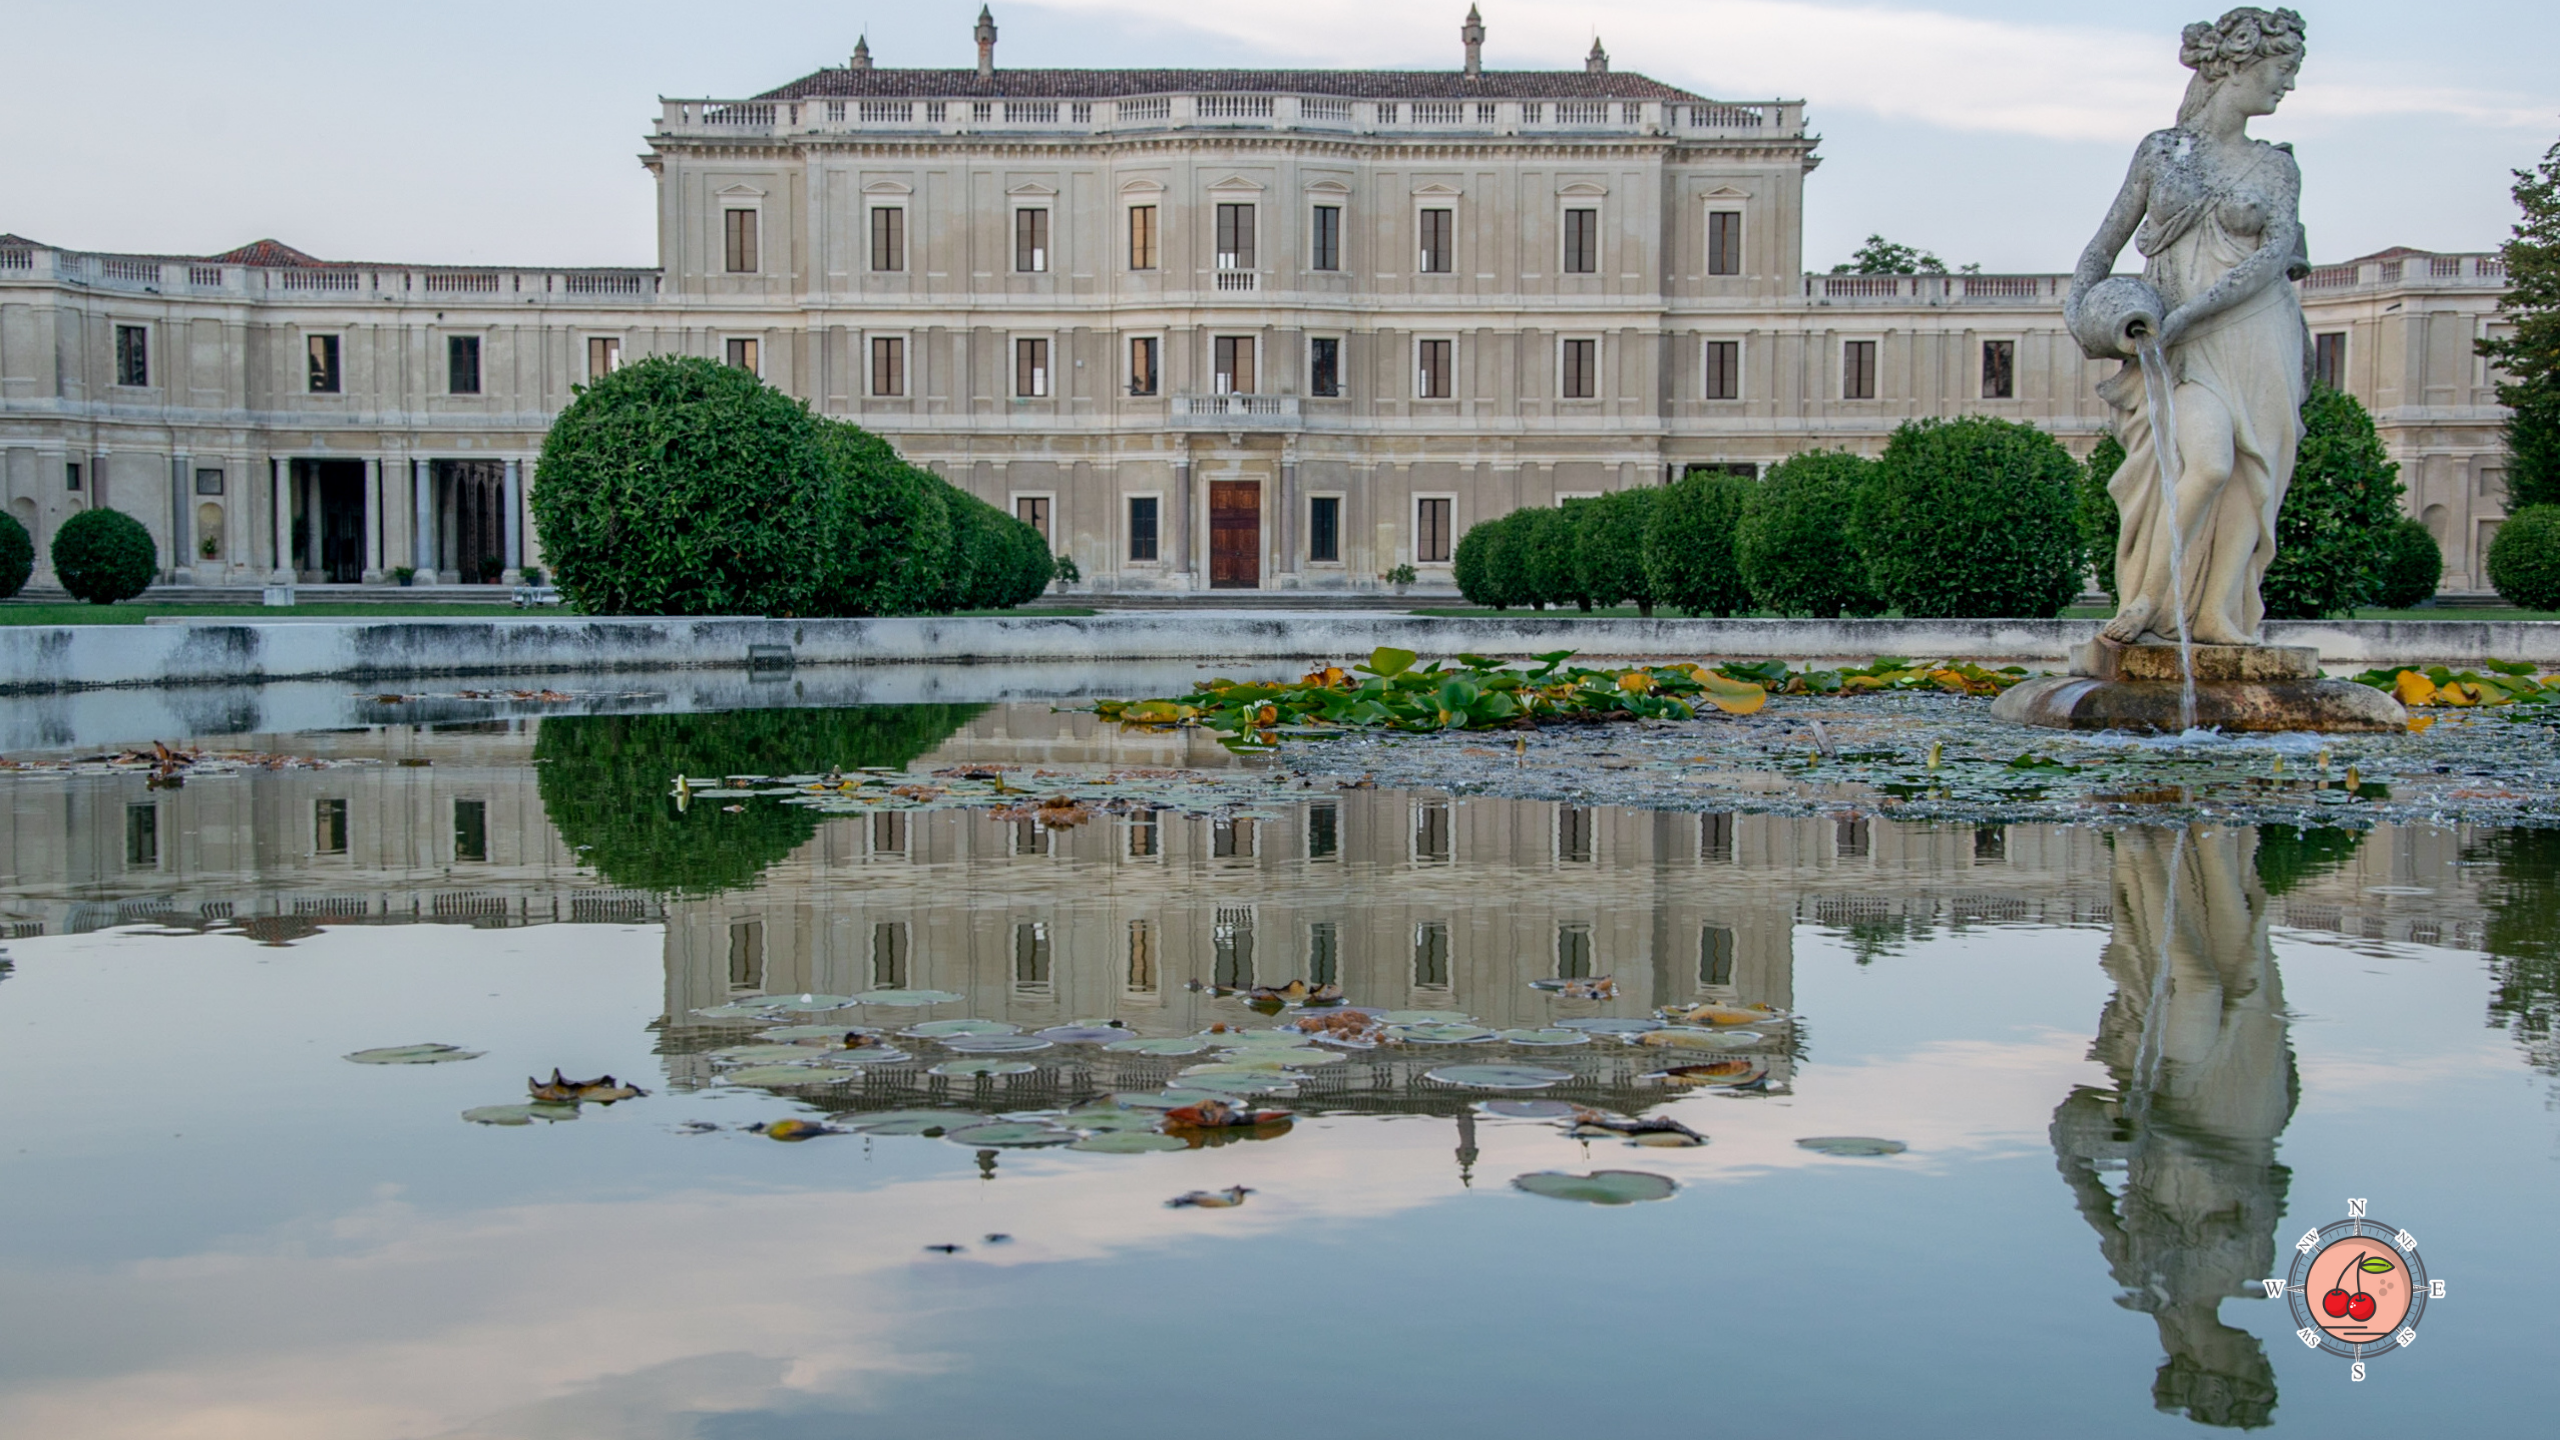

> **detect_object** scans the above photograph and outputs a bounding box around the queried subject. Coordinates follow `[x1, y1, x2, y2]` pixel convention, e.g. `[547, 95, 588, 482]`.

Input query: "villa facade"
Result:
[0, 11, 2518, 595]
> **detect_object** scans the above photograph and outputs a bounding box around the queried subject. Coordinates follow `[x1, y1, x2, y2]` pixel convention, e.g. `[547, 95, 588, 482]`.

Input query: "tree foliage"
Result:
[1852, 417, 2081, 618]
[2262, 386, 2406, 619]
[2077, 432, 2126, 599]
[51, 507, 157, 605]
[1518, 505, 1585, 611]
[0, 509, 31, 600]
[810, 419, 955, 616]
[2480, 131, 2560, 510]
[1571, 488, 1659, 614]
[1736, 450, 1882, 618]
[2373, 517, 2445, 609]
[2487, 504, 2560, 611]
[1643, 468, 1755, 617]
[1830, 234, 1950, 275]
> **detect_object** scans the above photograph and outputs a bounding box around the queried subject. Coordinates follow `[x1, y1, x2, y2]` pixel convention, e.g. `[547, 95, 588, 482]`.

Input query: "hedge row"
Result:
[531, 356, 1050, 617]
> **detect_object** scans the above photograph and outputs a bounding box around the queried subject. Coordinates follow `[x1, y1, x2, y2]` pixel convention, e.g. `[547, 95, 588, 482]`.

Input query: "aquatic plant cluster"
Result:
[2346, 660, 2560, 710]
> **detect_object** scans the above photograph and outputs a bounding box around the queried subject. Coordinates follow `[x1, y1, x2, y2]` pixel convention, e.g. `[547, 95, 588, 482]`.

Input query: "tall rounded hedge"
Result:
[2078, 432, 2127, 599]
[1519, 505, 1585, 611]
[1643, 468, 1754, 617]
[1852, 417, 2081, 619]
[1451, 516, 1498, 606]
[1480, 511, 1534, 607]
[0, 510, 31, 600]
[2488, 504, 2560, 611]
[1573, 488, 1658, 614]
[2263, 386, 2406, 620]
[51, 507, 157, 605]
[811, 420, 954, 617]
[2373, 517, 2445, 610]
[1737, 451, 1881, 618]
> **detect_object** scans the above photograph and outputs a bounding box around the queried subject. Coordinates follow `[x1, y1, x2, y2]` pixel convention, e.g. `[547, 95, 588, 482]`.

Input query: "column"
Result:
[301, 464, 320, 578]
[412, 458, 436, 584]
[170, 454, 190, 582]
[270, 458, 293, 584]
[362, 457, 385, 584]
[501, 458, 523, 583]
[1278, 448, 1299, 581]
[1173, 450, 1194, 587]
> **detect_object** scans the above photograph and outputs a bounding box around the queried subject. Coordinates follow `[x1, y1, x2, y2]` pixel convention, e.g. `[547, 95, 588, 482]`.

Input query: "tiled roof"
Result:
[0, 233, 46, 249]
[757, 67, 1709, 104]
[209, 238, 335, 268]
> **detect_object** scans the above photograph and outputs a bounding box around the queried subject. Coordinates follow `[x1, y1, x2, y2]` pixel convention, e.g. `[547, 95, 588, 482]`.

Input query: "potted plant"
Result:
[1382, 562, 1418, 595]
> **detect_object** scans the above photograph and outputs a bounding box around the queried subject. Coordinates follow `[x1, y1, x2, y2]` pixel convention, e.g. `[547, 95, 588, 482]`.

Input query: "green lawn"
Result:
[0, 602, 1100, 625]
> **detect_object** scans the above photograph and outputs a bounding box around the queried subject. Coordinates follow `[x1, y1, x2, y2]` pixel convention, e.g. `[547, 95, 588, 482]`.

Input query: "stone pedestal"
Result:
[1991, 638, 2407, 733]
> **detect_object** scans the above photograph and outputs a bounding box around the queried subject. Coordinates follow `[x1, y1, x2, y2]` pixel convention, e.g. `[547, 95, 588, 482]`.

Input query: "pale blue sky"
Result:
[5, 0, 2551, 271]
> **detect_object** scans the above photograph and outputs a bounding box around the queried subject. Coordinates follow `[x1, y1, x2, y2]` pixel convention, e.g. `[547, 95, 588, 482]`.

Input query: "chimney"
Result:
[975, 6, 998, 81]
[850, 35, 872, 71]
[1461, 5, 1484, 79]
[1585, 36, 1609, 74]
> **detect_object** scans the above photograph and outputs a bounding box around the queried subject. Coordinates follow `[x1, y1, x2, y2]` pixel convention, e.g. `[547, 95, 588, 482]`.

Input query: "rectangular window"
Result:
[1974, 824, 2006, 861]
[1311, 204, 1342, 271]
[1557, 923, 1594, 978]
[1015, 495, 1050, 543]
[1126, 920, 1157, 992]
[724, 337, 758, 374]
[1836, 815, 1870, 858]
[1417, 338, 1452, 398]
[870, 335, 905, 396]
[1015, 337, 1048, 397]
[1708, 210, 1743, 275]
[194, 468, 223, 497]
[871, 922, 908, 988]
[1419, 208, 1454, 273]
[1563, 207, 1599, 274]
[315, 798, 348, 855]
[1558, 805, 1593, 862]
[1414, 802, 1451, 861]
[447, 336, 481, 394]
[1843, 339, 1877, 400]
[1129, 335, 1159, 396]
[453, 799, 487, 862]
[2315, 331, 2347, 389]
[869, 206, 905, 271]
[1127, 808, 1160, 857]
[1309, 336, 1341, 397]
[1308, 921, 1340, 988]
[1307, 801, 1339, 858]
[115, 325, 148, 387]
[125, 804, 158, 868]
[1982, 339, 2016, 400]
[1413, 922, 1451, 988]
[1308, 496, 1341, 563]
[1700, 812, 1734, 861]
[1215, 202, 1256, 269]
[1013, 817, 1044, 856]
[1700, 924, 1736, 986]
[728, 921, 764, 991]
[586, 336, 620, 380]
[306, 334, 340, 394]
[1128, 496, 1160, 561]
[1705, 339, 1740, 400]
[1015, 208, 1049, 272]
[1415, 497, 1452, 563]
[1213, 335, 1255, 395]
[66, 462, 82, 491]
[723, 208, 759, 273]
[1212, 908, 1253, 988]
[1128, 204, 1158, 270]
[871, 810, 907, 855]
[1561, 337, 1597, 399]
[1212, 817, 1256, 859]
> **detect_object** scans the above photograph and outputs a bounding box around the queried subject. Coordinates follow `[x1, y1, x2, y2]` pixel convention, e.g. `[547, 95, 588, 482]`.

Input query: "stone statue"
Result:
[2068, 8, 2310, 648]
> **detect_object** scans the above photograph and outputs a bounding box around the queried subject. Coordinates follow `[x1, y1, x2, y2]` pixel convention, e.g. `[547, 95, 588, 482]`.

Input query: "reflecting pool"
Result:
[0, 701, 2551, 1436]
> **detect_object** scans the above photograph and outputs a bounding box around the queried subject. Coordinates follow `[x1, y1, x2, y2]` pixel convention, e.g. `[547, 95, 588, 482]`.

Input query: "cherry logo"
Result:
[2323, 1252, 2393, 1325]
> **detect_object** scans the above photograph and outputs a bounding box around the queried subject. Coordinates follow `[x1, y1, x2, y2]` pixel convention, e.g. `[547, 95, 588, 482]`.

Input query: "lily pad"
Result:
[1511, 1170, 1678, 1205]
[931, 1059, 1038, 1078]
[1377, 1009, 1476, 1025]
[849, 1110, 977, 1135]
[1180, 1072, 1299, 1096]
[462, 1102, 579, 1126]
[691, 1001, 782, 1020]
[1035, 1025, 1129, 1044]
[347, 1043, 484, 1064]
[1104, 1037, 1208, 1057]
[1197, 1029, 1315, 1049]
[1632, 1027, 1761, 1050]
[1112, 1089, 1227, 1110]
[903, 1018, 1020, 1039]
[1069, 1131, 1188, 1153]
[944, 1122, 1075, 1148]
[1179, 1059, 1307, 1078]
[818, 1046, 912, 1066]
[757, 1024, 886, 1042]
[1396, 1023, 1497, 1044]
[1552, 1017, 1663, 1035]
[941, 1035, 1053, 1054]
[1496, 1028, 1592, 1046]
[856, 988, 966, 1007]
[1425, 1063, 1575, 1090]
[756, 993, 858, 1013]
[712, 1044, 833, 1065]
[1476, 1099, 1580, 1119]
[1796, 1136, 1908, 1157]
[722, 1065, 843, 1087]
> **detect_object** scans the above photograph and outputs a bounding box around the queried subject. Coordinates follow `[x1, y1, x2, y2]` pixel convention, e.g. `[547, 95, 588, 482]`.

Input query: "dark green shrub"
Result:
[2264, 386, 2406, 619]
[810, 420, 955, 617]
[1478, 512, 1534, 608]
[1452, 513, 1494, 605]
[937, 489, 1052, 611]
[1852, 417, 2080, 619]
[2488, 504, 2560, 610]
[2254, 825, 2366, 896]
[531, 355, 830, 616]
[1643, 468, 1753, 617]
[2479, 133, 2560, 509]
[1737, 450, 1881, 618]
[1519, 505, 1585, 610]
[51, 507, 158, 605]
[2374, 517, 2445, 609]
[1572, 488, 1659, 614]
[0, 510, 31, 599]
[2077, 433, 2126, 599]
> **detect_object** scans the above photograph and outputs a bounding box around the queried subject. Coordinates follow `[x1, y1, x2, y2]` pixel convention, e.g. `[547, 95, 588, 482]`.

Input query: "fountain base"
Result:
[1991, 639, 2408, 733]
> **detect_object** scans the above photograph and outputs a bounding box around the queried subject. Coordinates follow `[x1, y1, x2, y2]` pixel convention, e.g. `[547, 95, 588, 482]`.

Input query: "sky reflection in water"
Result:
[0, 703, 2551, 1437]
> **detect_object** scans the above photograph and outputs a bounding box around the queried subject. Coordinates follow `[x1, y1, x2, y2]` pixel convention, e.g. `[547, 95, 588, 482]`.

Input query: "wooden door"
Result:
[1209, 480, 1261, 589]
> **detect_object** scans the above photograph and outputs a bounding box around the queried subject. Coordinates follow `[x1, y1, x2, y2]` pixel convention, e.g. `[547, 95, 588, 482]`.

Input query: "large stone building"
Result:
[0, 9, 2517, 595]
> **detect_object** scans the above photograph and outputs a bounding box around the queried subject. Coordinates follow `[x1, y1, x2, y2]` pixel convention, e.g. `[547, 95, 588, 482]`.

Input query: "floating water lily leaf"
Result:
[944, 1122, 1075, 1147]
[1104, 1037, 1208, 1056]
[1179, 1059, 1307, 1078]
[1664, 1003, 1783, 1028]
[712, 1044, 832, 1064]
[1697, 672, 1769, 715]
[941, 1035, 1053, 1054]
[1633, 1027, 1760, 1050]
[1552, 1017, 1663, 1035]
[850, 1110, 976, 1135]
[1477, 1099, 1580, 1119]
[1034, 1025, 1129, 1044]
[1180, 1072, 1298, 1096]
[722, 1065, 841, 1087]
[757, 1024, 884, 1042]
[1496, 1028, 1592, 1046]
[1112, 1088, 1227, 1110]
[931, 1059, 1038, 1078]
[347, 1043, 484, 1064]
[1425, 1063, 1575, 1090]
[462, 1103, 579, 1126]
[1653, 1059, 1766, 1086]
[1059, 1108, 1164, 1133]
[1197, 1029, 1316, 1049]
[755, 993, 857, 1013]
[1396, 1023, 1497, 1044]
[903, 1018, 1019, 1039]
[1377, 1009, 1475, 1025]
[1796, 1136, 1908, 1157]
[1069, 1131, 1187, 1153]
[818, 1046, 912, 1066]
[692, 1001, 783, 1020]
[1511, 1170, 1678, 1205]
[856, 989, 966, 1007]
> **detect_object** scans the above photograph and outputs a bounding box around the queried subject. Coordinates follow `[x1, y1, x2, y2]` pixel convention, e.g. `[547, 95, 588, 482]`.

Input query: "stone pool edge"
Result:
[2, 614, 2552, 695]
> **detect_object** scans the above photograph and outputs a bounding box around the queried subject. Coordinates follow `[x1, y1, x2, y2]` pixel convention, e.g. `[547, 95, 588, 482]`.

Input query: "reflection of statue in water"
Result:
[2052, 826, 2297, 1428]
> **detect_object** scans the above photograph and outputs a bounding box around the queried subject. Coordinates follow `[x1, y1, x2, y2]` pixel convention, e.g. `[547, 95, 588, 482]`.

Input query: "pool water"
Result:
[0, 701, 2550, 1437]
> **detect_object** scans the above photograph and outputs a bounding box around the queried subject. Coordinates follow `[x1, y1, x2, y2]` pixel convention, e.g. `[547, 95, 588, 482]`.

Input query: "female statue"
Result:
[2070, 8, 2310, 647]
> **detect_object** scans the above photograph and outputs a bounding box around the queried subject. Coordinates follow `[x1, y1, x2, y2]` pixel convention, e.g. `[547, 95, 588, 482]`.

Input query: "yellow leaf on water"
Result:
[1697, 673, 1767, 715]
[2394, 671, 2437, 707]
[2406, 714, 2434, 734]
[1618, 671, 1653, 694]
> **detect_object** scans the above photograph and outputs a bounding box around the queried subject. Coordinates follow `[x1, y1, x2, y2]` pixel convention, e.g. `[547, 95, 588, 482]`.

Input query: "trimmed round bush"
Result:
[2373, 517, 2444, 610]
[1475, 511, 1534, 608]
[0, 510, 32, 600]
[2077, 432, 2126, 600]
[1643, 468, 1753, 617]
[1737, 451, 1882, 618]
[51, 507, 158, 605]
[1452, 512, 1499, 606]
[935, 489, 1053, 611]
[1518, 505, 1583, 610]
[1852, 417, 2081, 619]
[2264, 386, 2406, 620]
[811, 419, 954, 617]
[1572, 488, 1658, 614]
[2488, 504, 2560, 611]
[532, 355, 831, 616]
